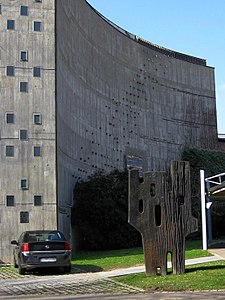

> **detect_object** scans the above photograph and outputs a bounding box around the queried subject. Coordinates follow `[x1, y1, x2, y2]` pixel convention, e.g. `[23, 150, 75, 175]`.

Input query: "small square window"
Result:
[20, 82, 28, 92]
[33, 67, 41, 77]
[6, 195, 15, 207]
[6, 66, 14, 76]
[33, 113, 42, 125]
[20, 51, 28, 61]
[20, 211, 29, 223]
[34, 195, 42, 206]
[34, 146, 41, 157]
[20, 179, 28, 190]
[20, 129, 28, 140]
[20, 6, 28, 16]
[7, 20, 15, 30]
[34, 21, 42, 32]
[6, 145, 14, 157]
[6, 113, 14, 124]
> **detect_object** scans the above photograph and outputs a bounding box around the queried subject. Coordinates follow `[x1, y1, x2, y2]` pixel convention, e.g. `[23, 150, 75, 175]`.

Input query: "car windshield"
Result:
[24, 231, 65, 242]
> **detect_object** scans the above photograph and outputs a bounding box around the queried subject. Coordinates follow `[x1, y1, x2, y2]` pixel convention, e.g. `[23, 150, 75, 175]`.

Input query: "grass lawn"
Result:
[72, 240, 211, 272]
[114, 261, 225, 291]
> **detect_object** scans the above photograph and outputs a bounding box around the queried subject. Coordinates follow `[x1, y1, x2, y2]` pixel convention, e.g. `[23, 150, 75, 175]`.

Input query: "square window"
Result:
[6, 145, 14, 157]
[20, 179, 28, 190]
[6, 113, 14, 124]
[33, 114, 42, 125]
[20, 82, 28, 92]
[33, 67, 41, 77]
[6, 195, 15, 207]
[20, 6, 28, 16]
[34, 146, 41, 157]
[20, 51, 28, 61]
[34, 195, 42, 206]
[7, 20, 15, 30]
[20, 129, 28, 140]
[6, 66, 14, 76]
[20, 211, 29, 223]
[34, 21, 42, 32]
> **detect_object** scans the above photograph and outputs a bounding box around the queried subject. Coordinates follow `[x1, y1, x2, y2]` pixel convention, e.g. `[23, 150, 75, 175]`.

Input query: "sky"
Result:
[87, 0, 225, 134]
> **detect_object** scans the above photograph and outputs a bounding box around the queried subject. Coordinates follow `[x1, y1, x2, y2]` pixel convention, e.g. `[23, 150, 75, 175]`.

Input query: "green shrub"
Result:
[71, 170, 141, 250]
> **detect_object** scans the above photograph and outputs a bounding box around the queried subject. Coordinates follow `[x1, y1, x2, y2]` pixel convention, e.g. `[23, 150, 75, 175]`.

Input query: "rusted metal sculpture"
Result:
[128, 160, 198, 276]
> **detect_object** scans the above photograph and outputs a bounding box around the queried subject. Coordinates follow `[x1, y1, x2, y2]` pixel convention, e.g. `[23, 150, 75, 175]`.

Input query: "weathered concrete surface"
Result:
[56, 0, 219, 241]
[0, 0, 57, 263]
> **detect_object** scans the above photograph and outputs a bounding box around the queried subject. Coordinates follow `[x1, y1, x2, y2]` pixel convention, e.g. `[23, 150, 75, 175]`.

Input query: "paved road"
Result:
[0, 252, 224, 300]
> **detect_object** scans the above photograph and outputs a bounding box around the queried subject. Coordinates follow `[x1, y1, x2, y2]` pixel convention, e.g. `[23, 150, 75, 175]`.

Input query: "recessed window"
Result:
[6, 145, 14, 157]
[20, 5, 28, 16]
[33, 113, 42, 125]
[34, 146, 41, 157]
[20, 179, 28, 190]
[35, 0, 42, 2]
[34, 21, 42, 32]
[6, 195, 15, 207]
[7, 20, 15, 30]
[0, 5, 2, 14]
[6, 113, 14, 124]
[6, 66, 14, 76]
[19, 129, 28, 140]
[20, 211, 29, 223]
[20, 51, 28, 61]
[33, 67, 41, 77]
[34, 195, 42, 206]
[20, 82, 28, 92]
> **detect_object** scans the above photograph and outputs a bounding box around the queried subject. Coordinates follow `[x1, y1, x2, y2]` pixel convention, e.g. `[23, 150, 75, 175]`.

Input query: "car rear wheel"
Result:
[64, 264, 71, 273]
[18, 264, 26, 275]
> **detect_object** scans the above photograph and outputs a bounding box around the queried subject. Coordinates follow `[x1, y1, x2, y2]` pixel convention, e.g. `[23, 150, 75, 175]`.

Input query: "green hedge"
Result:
[71, 170, 141, 250]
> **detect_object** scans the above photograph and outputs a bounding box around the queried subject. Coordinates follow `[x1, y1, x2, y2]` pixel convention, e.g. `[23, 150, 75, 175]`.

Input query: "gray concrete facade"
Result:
[0, 0, 56, 262]
[56, 0, 219, 241]
[0, 0, 220, 262]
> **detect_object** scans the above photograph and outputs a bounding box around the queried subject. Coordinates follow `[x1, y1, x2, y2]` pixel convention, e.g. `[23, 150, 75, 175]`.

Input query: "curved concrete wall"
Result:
[56, 0, 218, 237]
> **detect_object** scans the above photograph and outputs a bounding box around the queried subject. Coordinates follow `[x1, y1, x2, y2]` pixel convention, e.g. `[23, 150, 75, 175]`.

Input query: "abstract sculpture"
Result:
[128, 160, 198, 275]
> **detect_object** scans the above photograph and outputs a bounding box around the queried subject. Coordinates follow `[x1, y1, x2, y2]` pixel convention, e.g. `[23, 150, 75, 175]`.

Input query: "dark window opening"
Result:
[20, 82, 28, 92]
[33, 67, 41, 77]
[6, 113, 14, 124]
[6, 66, 14, 76]
[20, 129, 28, 140]
[6, 195, 14, 207]
[34, 146, 41, 157]
[20, 211, 29, 223]
[34, 21, 41, 31]
[34, 195, 42, 206]
[20, 179, 28, 190]
[7, 20, 15, 30]
[33, 114, 42, 124]
[20, 5, 28, 16]
[20, 51, 28, 61]
[6, 145, 14, 157]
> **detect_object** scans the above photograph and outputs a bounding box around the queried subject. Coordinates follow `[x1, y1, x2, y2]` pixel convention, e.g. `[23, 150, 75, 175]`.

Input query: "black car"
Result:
[11, 230, 71, 275]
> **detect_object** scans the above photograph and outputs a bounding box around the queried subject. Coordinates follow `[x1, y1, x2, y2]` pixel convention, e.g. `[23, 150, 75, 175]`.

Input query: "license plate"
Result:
[40, 258, 56, 263]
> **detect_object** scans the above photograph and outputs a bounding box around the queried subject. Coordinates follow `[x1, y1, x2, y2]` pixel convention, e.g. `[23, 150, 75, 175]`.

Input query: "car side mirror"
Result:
[11, 240, 18, 245]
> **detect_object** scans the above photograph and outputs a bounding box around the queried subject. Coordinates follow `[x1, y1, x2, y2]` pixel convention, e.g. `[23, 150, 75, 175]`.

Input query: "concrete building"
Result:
[0, 0, 221, 262]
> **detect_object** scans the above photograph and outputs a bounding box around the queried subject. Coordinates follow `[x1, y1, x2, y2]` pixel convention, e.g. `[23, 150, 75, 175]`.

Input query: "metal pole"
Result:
[200, 169, 207, 250]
